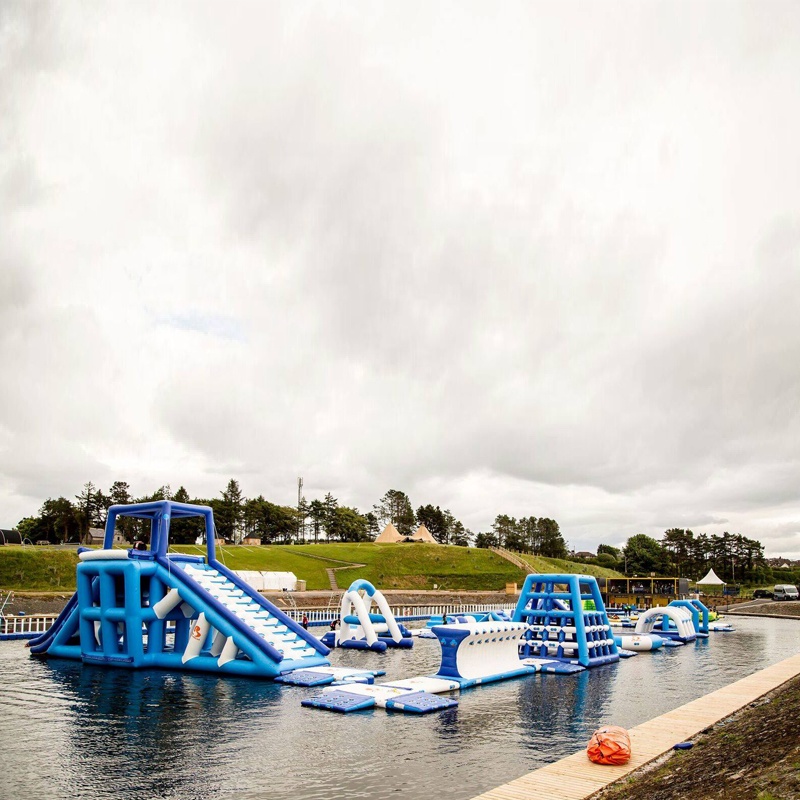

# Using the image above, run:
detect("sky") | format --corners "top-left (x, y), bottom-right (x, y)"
top-left (2, 2), bottom-right (800, 556)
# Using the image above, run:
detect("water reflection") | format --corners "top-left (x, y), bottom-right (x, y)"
top-left (0, 615), bottom-right (798, 800)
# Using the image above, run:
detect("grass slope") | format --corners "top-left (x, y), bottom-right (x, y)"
top-left (0, 549), bottom-right (80, 591)
top-left (0, 543), bottom-right (621, 592)
top-left (513, 552), bottom-right (626, 579)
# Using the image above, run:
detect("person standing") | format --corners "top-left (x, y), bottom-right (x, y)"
top-left (302, 614), bottom-right (309, 630)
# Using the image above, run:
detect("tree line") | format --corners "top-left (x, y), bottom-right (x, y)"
top-left (14, 480), bottom-right (567, 553)
top-left (588, 529), bottom-right (771, 584)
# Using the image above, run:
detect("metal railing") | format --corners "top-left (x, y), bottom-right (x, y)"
top-left (1, 614), bottom-right (58, 637)
top-left (0, 602), bottom-right (518, 638)
top-left (284, 602), bottom-right (518, 628)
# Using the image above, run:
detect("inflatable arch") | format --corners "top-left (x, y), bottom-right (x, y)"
top-left (332, 580), bottom-right (413, 651)
top-left (634, 605), bottom-right (696, 643)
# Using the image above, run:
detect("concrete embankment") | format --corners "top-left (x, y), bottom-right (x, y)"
top-left (722, 598), bottom-right (800, 619)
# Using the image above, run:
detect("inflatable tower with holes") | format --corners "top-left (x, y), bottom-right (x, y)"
top-left (513, 573), bottom-right (619, 668)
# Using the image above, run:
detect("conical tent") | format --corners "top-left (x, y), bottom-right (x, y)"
top-left (697, 568), bottom-right (725, 585)
top-left (374, 523), bottom-right (404, 543)
top-left (409, 524), bottom-right (437, 543)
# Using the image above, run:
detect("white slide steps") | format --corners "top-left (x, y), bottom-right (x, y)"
top-left (152, 562), bottom-right (323, 670)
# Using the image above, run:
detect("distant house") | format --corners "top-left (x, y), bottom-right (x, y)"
top-left (82, 527), bottom-right (127, 546)
top-left (0, 529), bottom-right (22, 545)
top-left (242, 536), bottom-right (262, 546)
top-left (574, 551), bottom-right (596, 559)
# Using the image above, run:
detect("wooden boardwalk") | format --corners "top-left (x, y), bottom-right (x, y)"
top-left (472, 652), bottom-right (800, 800)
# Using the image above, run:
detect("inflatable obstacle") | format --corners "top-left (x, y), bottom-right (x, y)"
top-left (613, 633), bottom-right (665, 652)
top-left (513, 574), bottom-right (620, 668)
top-left (321, 580), bottom-right (413, 651)
top-left (634, 605), bottom-right (697, 643)
top-left (29, 502), bottom-right (337, 680)
top-left (303, 592), bottom-right (588, 715)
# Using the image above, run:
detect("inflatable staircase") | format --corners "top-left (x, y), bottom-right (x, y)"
top-left (29, 501), bottom-right (331, 679)
top-left (513, 573), bottom-right (619, 668)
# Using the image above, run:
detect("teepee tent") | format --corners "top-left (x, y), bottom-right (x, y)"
top-left (409, 524), bottom-right (437, 543)
top-left (375, 523), bottom-right (404, 543)
top-left (697, 568), bottom-right (725, 585)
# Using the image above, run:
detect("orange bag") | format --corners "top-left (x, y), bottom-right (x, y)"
top-left (587, 725), bottom-right (632, 765)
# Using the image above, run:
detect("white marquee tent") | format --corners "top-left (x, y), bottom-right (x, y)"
top-left (697, 568), bottom-right (725, 585)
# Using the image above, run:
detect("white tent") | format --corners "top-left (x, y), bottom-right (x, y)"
top-left (408, 524), bottom-right (437, 544)
top-left (697, 568), bottom-right (725, 585)
top-left (374, 523), bottom-right (404, 543)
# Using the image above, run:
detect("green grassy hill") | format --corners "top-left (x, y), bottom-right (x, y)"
top-left (512, 553), bottom-right (626, 580)
top-left (0, 543), bottom-right (622, 592)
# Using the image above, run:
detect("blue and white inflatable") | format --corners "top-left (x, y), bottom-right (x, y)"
top-left (28, 501), bottom-right (333, 679)
top-left (322, 580), bottom-right (413, 651)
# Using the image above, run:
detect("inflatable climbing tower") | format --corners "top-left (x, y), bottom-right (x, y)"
top-left (513, 573), bottom-right (619, 668)
top-left (29, 501), bottom-right (330, 678)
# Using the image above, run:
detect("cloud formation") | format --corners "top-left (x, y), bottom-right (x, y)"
top-left (2, 2), bottom-right (800, 556)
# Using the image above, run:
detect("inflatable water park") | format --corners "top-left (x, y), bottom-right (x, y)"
top-left (27, 501), bottom-right (380, 687)
top-left (26, 501), bottom-right (734, 715)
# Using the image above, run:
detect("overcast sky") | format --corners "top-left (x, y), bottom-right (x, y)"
top-left (2, 2), bottom-right (800, 557)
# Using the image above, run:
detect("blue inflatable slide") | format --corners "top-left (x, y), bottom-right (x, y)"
top-left (28, 501), bottom-right (330, 678)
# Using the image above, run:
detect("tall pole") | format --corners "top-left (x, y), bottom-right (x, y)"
top-left (297, 477), bottom-right (303, 543)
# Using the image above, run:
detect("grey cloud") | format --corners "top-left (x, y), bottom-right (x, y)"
top-left (2, 2), bottom-right (800, 560)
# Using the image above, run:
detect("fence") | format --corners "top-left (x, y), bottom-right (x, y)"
top-left (284, 602), bottom-right (518, 628)
top-left (0, 603), bottom-right (519, 639)
top-left (0, 614), bottom-right (58, 639)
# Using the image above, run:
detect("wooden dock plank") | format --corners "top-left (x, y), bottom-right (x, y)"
top-left (470, 653), bottom-right (800, 800)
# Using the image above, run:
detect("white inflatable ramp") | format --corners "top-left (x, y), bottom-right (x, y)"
top-left (175, 561), bottom-right (329, 675)
top-left (301, 682), bottom-right (458, 714)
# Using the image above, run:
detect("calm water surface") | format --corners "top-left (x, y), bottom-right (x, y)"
top-left (1, 615), bottom-right (798, 800)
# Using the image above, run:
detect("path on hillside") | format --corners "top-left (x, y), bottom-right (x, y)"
top-left (491, 547), bottom-right (536, 573)
top-left (272, 548), bottom-right (367, 589)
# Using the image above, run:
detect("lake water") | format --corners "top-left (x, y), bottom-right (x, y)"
top-left (1, 615), bottom-right (798, 800)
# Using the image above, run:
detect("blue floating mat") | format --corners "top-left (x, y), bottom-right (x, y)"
top-left (301, 690), bottom-right (376, 713)
top-left (673, 742), bottom-right (693, 750)
top-left (539, 661), bottom-right (585, 674)
top-left (384, 691), bottom-right (458, 714)
top-left (276, 670), bottom-right (336, 687)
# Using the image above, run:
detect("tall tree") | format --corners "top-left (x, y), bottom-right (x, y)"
top-left (168, 486), bottom-right (204, 544)
top-left (212, 479), bottom-right (244, 542)
top-left (623, 534), bottom-right (668, 575)
top-left (308, 499), bottom-right (326, 543)
top-left (538, 518), bottom-right (568, 558)
top-left (106, 481), bottom-right (135, 542)
top-left (75, 482), bottom-right (105, 536)
top-left (374, 489), bottom-right (415, 537)
top-left (416, 504), bottom-right (448, 543)
top-left (327, 506), bottom-right (370, 542)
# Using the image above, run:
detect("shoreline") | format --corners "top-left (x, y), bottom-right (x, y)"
top-left (472, 651), bottom-right (800, 800)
